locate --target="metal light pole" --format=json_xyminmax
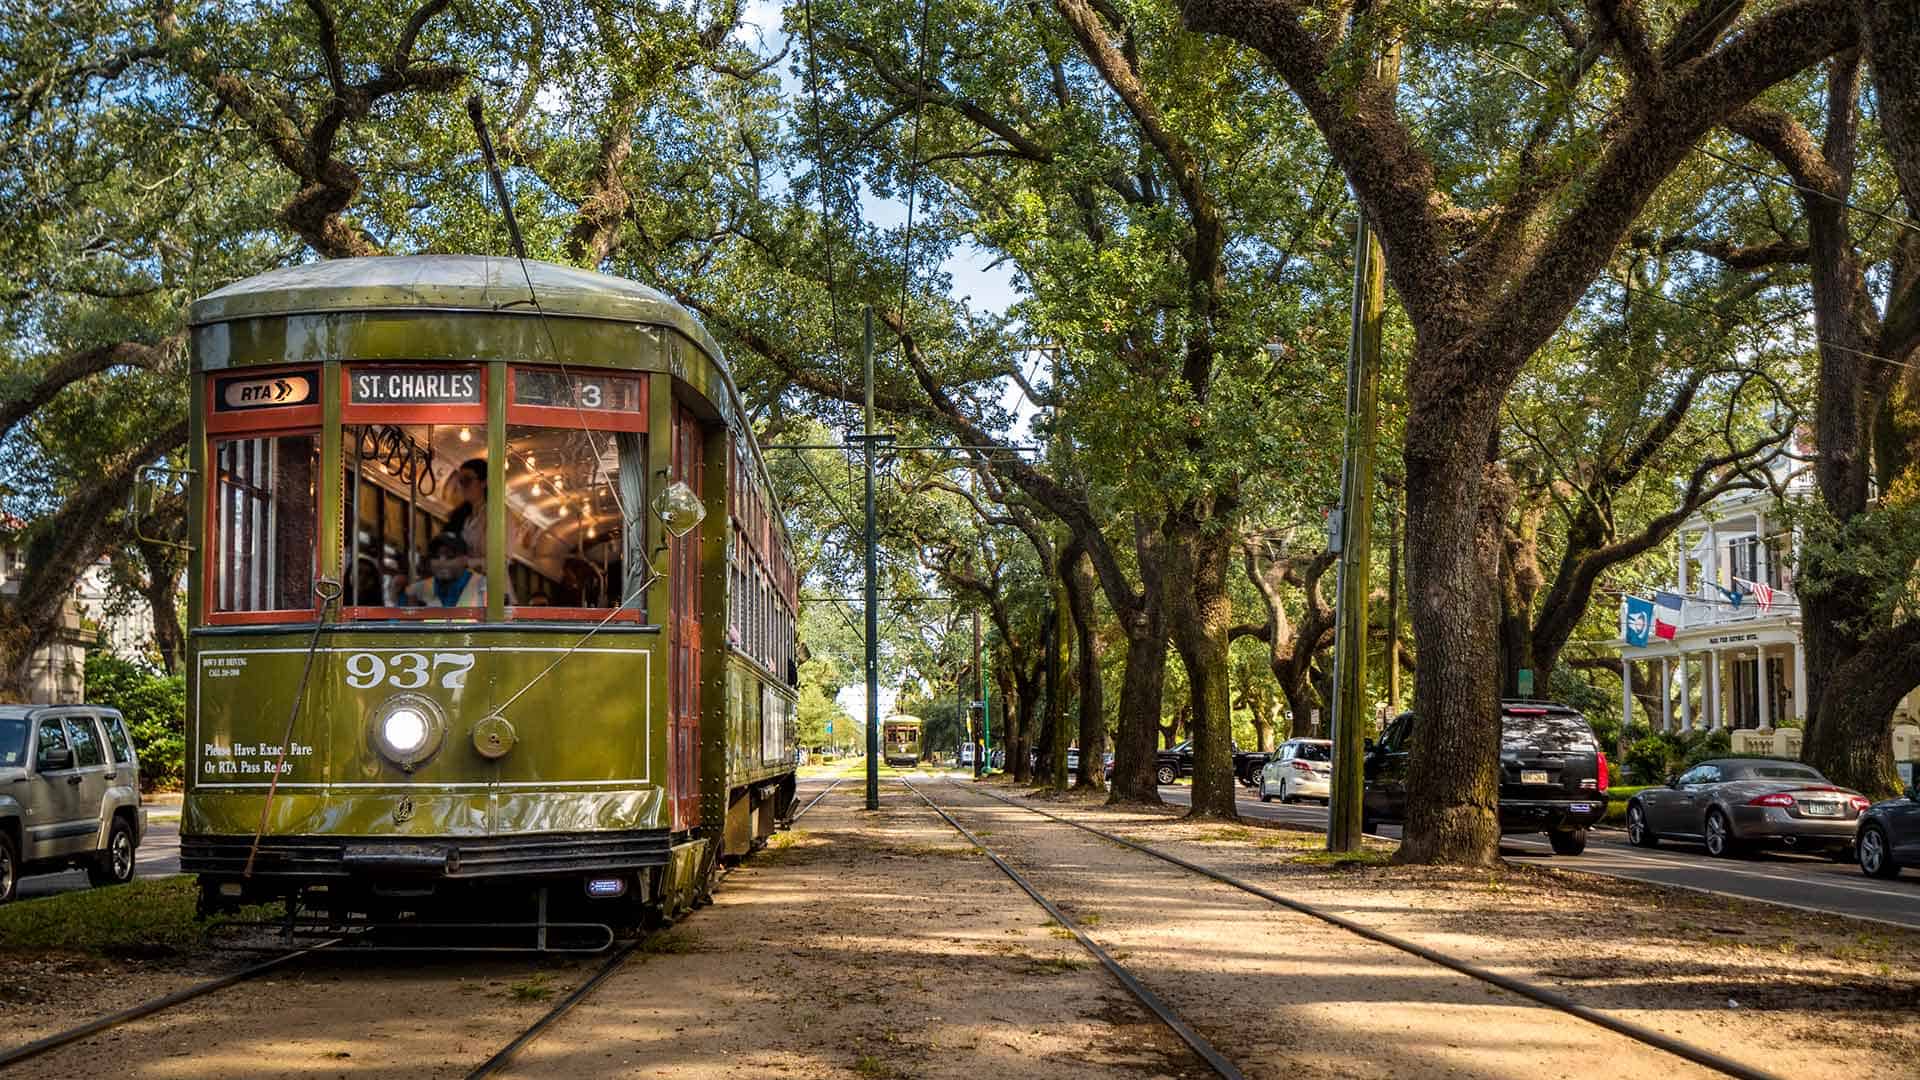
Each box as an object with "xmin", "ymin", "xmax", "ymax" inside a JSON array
[
  {"xmin": 973, "ymin": 610, "xmax": 985, "ymax": 778},
  {"xmin": 1327, "ymin": 33, "xmax": 1399, "ymax": 853},
  {"xmin": 863, "ymin": 307, "xmax": 881, "ymax": 811}
]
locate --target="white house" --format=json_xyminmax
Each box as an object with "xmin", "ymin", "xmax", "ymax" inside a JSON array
[
  {"xmin": 1614, "ymin": 481, "xmax": 1920, "ymax": 768},
  {"xmin": 1616, "ymin": 485, "xmax": 1805, "ymax": 732}
]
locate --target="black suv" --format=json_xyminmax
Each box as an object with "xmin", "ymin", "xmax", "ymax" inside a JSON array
[{"xmin": 1362, "ymin": 701, "xmax": 1609, "ymax": 854}]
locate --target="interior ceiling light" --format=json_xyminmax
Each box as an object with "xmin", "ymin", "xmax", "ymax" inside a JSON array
[{"xmin": 458, "ymin": 427, "xmax": 472, "ymax": 443}]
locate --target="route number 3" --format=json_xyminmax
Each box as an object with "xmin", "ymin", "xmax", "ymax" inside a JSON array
[{"xmin": 345, "ymin": 652, "xmax": 474, "ymax": 690}]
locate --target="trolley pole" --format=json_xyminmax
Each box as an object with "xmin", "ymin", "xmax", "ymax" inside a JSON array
[
  {"xmin": 1327, "ymin": 29, "xmax": 1399, "ymax": 854},
  {"xmin": 863, "ymin": 307, "xmax": 881, "ymax": 811}
]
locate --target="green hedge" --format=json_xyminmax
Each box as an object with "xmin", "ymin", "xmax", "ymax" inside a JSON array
[{"xmin": 84, "ymin": 654, "xmax": 185, "ymax": 789}]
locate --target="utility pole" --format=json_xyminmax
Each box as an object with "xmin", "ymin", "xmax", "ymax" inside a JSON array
[
  {"xmin": 1048, "ymin": 347, "xmax": 1071, "ymax": 790},
  {"xmin": 1328, "ymin": 29, "xmax": 1400, "ymax": 854},
  {"xmin": 973, "ymin": 610, "xmax": 985, "ymax": 778},
  {"xmin": 863, "ymin": 307, "xmax": 881, "ymax": 811},
  {"xmin": 1387, "ymin": 489, "xmax": 1402, "ymax": 714}
]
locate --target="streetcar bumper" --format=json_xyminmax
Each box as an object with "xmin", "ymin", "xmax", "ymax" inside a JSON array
[{"xmin": 182, "ymin": 829, "xmax": 674, "ymax": 885}]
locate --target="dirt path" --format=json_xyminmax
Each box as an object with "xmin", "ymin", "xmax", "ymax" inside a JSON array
[
  {"xmin": 502, "ymin": 784, "xmax": 1201, "ymax": 1079},
  {"xmin": 968, "ymin": 779, "xmax": 1920, "ymax": 1079}
]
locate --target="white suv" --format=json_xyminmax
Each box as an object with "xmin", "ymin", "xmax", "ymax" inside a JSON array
[{"xmin": 0, "ymin": 706, "xmax": 146, "ymax": 903}]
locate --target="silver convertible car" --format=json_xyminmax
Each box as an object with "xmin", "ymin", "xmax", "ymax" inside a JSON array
[{"xmin": 1625, "ymin": 757, "xmax": 1868, "ymax": 858}]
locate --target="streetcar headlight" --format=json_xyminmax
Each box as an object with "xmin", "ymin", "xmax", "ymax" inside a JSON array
[
  {"xmin": 383, "ymin": 709, "xmax": 429, "ymax": 755},
  {"xmin": 370, "ymin": 693, "xmax": 445, "ymax": 770}
]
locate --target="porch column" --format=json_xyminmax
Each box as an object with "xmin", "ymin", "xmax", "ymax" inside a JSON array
[
  {"xmin": 1758, "ymin": 645, "xmax": 1773, "ymax": 729},
  {"xmin": 1709, "ymin": 649, "xmax": 1722, "ymax": 731},
  {"xmin": 1660, "ymin": 657, "xmax": 1672, "ymax": 733},
  {"xmin": 1623, "ymin": 658, "xmax": 1634, "ymax": 730},
  {"xmin": 1705, "ymin": 524, "xmax": 1719, "ymax": 591},
  {"xmin": 1793, "ymin": 637, "xmax": 1808, "ymax": 721},
  {"xmin": 1678, "ymin": 653, "xmax": 1693, "ymax": 732}
]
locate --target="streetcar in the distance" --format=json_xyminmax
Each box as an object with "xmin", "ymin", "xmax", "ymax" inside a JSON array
[{"xmin": 882, "ymin": 715, "xmax": 924, "ymax": 768}]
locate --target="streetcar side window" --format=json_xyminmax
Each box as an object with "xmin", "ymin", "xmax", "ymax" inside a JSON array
[{"xmin": 212, "ymin": 433, "xmax": 320, "ymax": 614}]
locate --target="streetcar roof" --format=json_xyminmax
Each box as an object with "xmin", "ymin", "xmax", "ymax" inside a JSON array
[{"xmin": 189, "ymin": 255, "xmax": 724, "ymax": 360}]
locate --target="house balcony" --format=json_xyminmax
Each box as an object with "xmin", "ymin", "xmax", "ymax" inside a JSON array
[{"xmin": 1619, "ymin": 587, "xmax": 1799, "ymax": 640}]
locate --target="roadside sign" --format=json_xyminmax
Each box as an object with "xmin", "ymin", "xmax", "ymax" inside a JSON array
[{"xmin": 1518, "ymin": 668, "xmax": 1535, "ymax": 697}]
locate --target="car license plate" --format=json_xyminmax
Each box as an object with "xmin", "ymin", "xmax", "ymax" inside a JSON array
[
  {"xmin": 1522, "ymin": 770, "xmax": 1549, "ymax": 784},
  {"xmin": 1802, "ymin": 802, "xmax": 1839, "ymax": 816},
  {"xmin": 1570, "ymin": 803, "xmax": 1593, "ymax": 813}
]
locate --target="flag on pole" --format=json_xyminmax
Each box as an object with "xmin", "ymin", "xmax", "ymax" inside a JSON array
[
  {"xmin": 1711, "ymin": 582, "xmax": 1746, "ymax": 609},
  {"xmin": 1653, "ymin": 591, "xmax": 1684, "ymax": 639},
  {"xmin": 1624, "ymin": 595, "xmax": 1654, "ymax": 647},
  {"xmin": 1738, "ymin": 577, "xmax": 1775, "ymax": 614}
]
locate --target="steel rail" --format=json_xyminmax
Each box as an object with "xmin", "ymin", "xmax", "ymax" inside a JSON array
[
  {"xmin": 955, "ymin": 780, "xmax": 1788, "ymax": 1080},
  {"xmin": 791, "ymin": 777, "xmax": 842, "ymax": 823},
  {"xmin": 899, "ymin": 779, "xmax": 1244, "ymax": 1080},
  {"xmin": 465, "ymin": 936, "xmax": 645, "ymax": 1080},
  {"xmin": 469, "ymin": 773, "xmax": 828, "ymax": 1079},
  {"xmin": 0, "ymin": 938, "xmax": 342, "ymax": 1071}
]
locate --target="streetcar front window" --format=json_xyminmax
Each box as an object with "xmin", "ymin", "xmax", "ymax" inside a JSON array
[
  {"xmin": 342, "ymin": 424, "xmax": 487, "ymax": 612},
  {"xmin": 504, "ymin": 425, "xmax": 646, "ymax": 611},
  {"xmin": 212, "ymin": 433, "xmax": 319, "ymax": 614}
]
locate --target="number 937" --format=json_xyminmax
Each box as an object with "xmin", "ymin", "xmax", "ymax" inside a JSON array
[{"xmin": 343, "ymin": 651, "xmax": 474, "ymax": 691}]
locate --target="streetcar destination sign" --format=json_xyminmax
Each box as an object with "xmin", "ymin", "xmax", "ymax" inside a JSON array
[
  {"xmin": 351, "ymin": 368, "xmax": 482, "ymax": 405},
  {"xmin": 215, "ymin": 369, "xmax": 317, "ymax": 411}
]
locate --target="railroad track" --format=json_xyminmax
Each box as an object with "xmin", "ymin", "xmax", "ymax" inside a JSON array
[
  {"xmin": 899, "ymin": 777, "xmax": 1245, "ymax": 1080},
  {"xmin": 0, "ymin": 938, "xmax": 342, "ymax": 1071},
  {"xmin": 2, "ymin": 780, "xmax": 845, "ymax": 1078},
  {"xmin": 949, "ymin": 778, "xmax": 1786, "ymax": 1080},
  {"xmin": 466, "ymin": 776, "xmax": 844, "ymax": 1079}
]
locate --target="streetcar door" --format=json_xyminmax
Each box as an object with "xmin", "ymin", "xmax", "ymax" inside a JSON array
[{"xmin": 669, "ymin": 403, "xmax": 704, "ymax": 832}]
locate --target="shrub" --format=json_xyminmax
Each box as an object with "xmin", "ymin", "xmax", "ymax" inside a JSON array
[{"xmin": 84, "ymin": 653, "xmax": 186, "ymax": 789}]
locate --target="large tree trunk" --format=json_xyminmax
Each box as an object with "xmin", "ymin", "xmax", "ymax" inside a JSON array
[
  {"xmin": 1108, "ymin": 605, "xmax": 1168, "ymax": 805},
  {"xmin": 1165, "ymin": 502, "xmax": 1239, "ymax": 819},
  {"xmin": 134, "ymin": 536, "xmax": 188, "ymax": 674},
  {"xmin": 1398, "ymin": 409, "xmax": 1510, "ymax": 865},
  {"xmin": 1063, "ymin": 540, "xmax": 1106, "ymax": 790}
]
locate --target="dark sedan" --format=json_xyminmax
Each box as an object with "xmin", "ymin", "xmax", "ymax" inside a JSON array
[
  {"xmin": 1626, "ymin": 758, "xmax": 1868, "ymax": 858},
  {"xmin": 1856, "ymin": 781, "xmax": 1920, "ymax": 879}
]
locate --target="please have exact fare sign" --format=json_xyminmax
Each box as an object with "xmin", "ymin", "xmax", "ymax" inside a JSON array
[{"xmin": 351, "ymin": 368, "xmax": 482, "ymax": 406}]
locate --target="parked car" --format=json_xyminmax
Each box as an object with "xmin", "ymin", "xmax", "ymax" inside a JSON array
[
  {"xmin": 1152, "ymin": 740, "xmax": 1267, "ymax": 786},
  {"xmin": 1363, "ymin": 701, "xmax": 1607, "ymax": 854},
  {"xmin": 1856, "ymin": 780, "xmax": 1920, "ymax": 878},
  {"xmin": 956, "ymin": 744, "xmax": 976, "ymax": 767},
  {"xmin": 1626, "ymin": 757, "xmax": 1867, "ymax": 859},
  {"xmin": 1260, "ymin": 739, "xmax": 1333, "ymax": 804},
  {"xmin": 0, "ymin": 705, "xmax": 146, "ymax": 903}
]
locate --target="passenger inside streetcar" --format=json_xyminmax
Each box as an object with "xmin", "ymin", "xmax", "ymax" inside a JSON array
[
  {"xmin": 446, "ymin": 456, "xmax": 489, "ymax": 573},
  {"xmin": 404, "ymin": 533, "xmax": 486, "ymax": 608}
]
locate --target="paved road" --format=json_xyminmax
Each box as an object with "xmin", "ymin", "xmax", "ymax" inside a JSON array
[
  {"xmin": 1158, "ymin": 785, "xmax": 1920, "ymax": 930},
  {"xmin": 15, "ymin": 817, "xmax": 181, "ymax": 902}
]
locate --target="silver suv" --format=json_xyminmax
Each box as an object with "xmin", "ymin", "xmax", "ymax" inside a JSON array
[{"xmin": 1, "ymin": 706, "xmax": 146, "ymax": 903}]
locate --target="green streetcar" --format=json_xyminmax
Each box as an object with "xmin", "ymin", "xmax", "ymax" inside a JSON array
[
  {"xmin": 182, "ymin": 256, "xmax": 798, "ymax": 938},
  {"xmin": 882, "ymin": 715, "xmax": 923, "ymax": 768}
]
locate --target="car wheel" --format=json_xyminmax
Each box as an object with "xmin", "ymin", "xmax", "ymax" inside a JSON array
[
  {"xmin": 1858, "ymin": 825, "xmax": 1900, "ymax": 880},
  {"xmin": 88, "ymin": 816, "xmax": 136, "ymax": 888},
  {"xmin": 1703, "ymin": 809, "xmax": 1741, "ymax": 858},
  {"xmin": 1549, "ymin": 828, "xmax": 1588, "ymax": 856},
  {"xmin": 1626, "ymin": 803, "xmax": 1658, "ymax": 848},
  {"xmin": 1258, "ymin": 783, "xmax": 1273, "ymax": 803},
  {"xmin": 1156, "ymin": 765, "xmax": 1176, "ymax": 786},
  {"xmin": 0, "ymin": 829, "xmax": 16, "ymax": 904}
]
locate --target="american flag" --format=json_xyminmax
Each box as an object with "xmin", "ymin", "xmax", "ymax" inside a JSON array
[{"xmin": 1738, "ymin": 577, "xmax": 1775, "ymax": 614}]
